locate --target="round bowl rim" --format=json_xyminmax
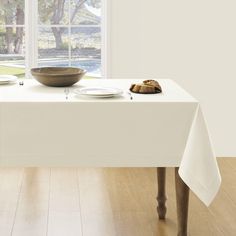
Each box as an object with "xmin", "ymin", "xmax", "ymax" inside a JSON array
[{"xmin": 31, "ymin": 67, "xmax": 87, "ymax": 77}]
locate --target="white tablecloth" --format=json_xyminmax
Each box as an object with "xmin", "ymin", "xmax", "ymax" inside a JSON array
[{"xmin": 0, "ymin": 79, "xmax": 221, "ymax": 206}]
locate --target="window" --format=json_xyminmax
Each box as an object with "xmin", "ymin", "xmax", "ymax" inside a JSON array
[
  {"xmin": 0, "ymin": 0, "xmax": 103, "ymax": 79},
  {"xmin": 0, "ymin": 0, "xmax": 25, "ymax": 78}
]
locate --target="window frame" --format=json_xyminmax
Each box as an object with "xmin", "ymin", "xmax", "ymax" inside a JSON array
[{"xmin": 24, "ymin": 0, "xmax": 107, "ymax": 79}]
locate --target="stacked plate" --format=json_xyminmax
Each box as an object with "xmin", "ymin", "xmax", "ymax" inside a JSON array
[
  {"xmin": 0, "ymin": 75, "xmax": 17, "ymax": 85},
  {"xmin": 74, "ymin": 87, "xmax": 123, "ymax": 98}
]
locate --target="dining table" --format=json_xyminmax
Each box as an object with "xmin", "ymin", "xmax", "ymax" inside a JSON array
[{"xmin": 0, "ymin": 78, "xmax": 221, "ymax": 236}]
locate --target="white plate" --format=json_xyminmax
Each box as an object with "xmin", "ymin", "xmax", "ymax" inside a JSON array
[
  {"xmin": 0, "ymin": 75, "xmax": 17, "ymax": 85},
  {"xmin": 74, "ymin": 87, "xmax": 123, "ymax": 98}
]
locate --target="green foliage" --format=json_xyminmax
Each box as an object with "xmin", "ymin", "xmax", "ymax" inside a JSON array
[
  {"xmin": 0, "ymin": 0, "xmax": 24, "ymax": 25},
  {"xmin": 38, "ymin": 0, "xmax": 55, "ymax": 24},
  {"xmin": 0, "ymin": 0, "xmax": 24, "ymax": 8},
  {"xmin": 60, "ymin": 42, "xmax": 69, "ymax": 49},
  {"xmin": 38, "ymin": 0, "xmax": 101, "ymax": 24},
  {"xmin": 0, "ymin": 65, "xmax": 25, "ymax": 77}
]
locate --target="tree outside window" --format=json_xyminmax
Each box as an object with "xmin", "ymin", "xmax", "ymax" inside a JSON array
[{"xmin": 0, "ymin": 0, "xmax": 102, "ymax": 78}]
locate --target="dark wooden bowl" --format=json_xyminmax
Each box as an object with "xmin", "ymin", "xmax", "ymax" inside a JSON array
[{"xmin": 31, "ymin": 67, "xmax": 86, "ymax": 87}]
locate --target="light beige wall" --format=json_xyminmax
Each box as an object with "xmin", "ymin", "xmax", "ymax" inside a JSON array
[{"xmin": 108, "ymin": 0, "xmax": 236, "ymax": 156}]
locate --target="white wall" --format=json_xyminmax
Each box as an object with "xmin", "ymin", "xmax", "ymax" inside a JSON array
[{"xmin": 108, "ymin": 0, "xmax": 236, "ymax": 157}]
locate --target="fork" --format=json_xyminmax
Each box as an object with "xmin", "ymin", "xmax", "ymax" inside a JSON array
[
  {"xmin": 64, "ymin": 88, "xmax": 69, "ymax": 100},
  {"xmin": 127, "ymin": 92, "xmax": 133, "ymax": 100}
]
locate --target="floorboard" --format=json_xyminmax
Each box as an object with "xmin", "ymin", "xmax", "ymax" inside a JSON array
[{"xmin": 0, "ymin": 158, "xmax": 234, "ymax": 235}]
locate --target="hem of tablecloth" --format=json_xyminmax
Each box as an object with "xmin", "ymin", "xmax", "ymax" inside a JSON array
[{"xmin": 178, "ymin": 167, "xmax": 221, "ymax": 206}]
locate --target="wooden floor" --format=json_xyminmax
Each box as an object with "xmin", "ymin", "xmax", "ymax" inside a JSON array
[{"xmin": 0, "ymin": 158, "xmax": 235, "ymax": 236}]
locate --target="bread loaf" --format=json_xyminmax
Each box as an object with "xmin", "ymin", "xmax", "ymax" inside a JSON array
[{"xmin": 130, "ymin": 80, "xmax": 162, "ymax": 94}]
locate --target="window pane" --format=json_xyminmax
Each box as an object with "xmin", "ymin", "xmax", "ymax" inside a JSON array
[
  {"xmin": 38, "ymin": 0, "xmax": 69, "ymax": 25},
  {"xmin": 0, "ymin": 27, "xmax": 25, "ymax": 54},
  {"xmin": 70, "ymin": 0, "xmax": 101, "ymax": 25},
  {"xmin": 38, "ymin": 27, "xmax": 69, "ymax": 67},
  {"xmin": 71, "ymin": 59, "xmax": 101, "ymax": 77},
  {"xmin": 0, "ymin": 57, "xmax": 25, "ymax": 77},
  {"xmin": 71, "ymin": 26, "xmax": 101, "ymax": 76},
  {"xmin": 0, "ymin": 26, "xmax": 25, "ymax": 77},
  {"xmin": 0, "ymin": 1, "xmax": 25, "ymax": 25}
]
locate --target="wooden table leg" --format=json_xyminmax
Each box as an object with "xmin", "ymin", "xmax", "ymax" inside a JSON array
[
  {"xmin": 156, "ymin": 167, "xmax": 167, "ymax": 219},
  {"xmin": 175, "ymin": 167, "xmax": 189, "ymax": 236}
]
